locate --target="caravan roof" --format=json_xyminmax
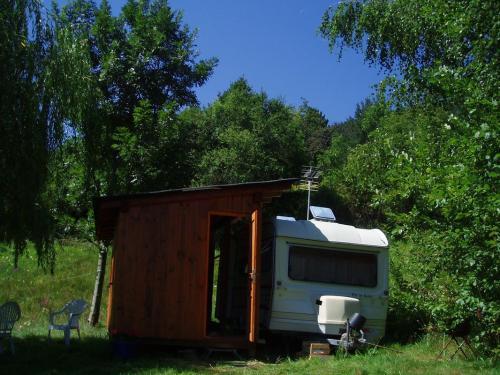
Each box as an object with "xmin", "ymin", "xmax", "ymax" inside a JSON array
[{"xmin": 275, "ymin": 217, "xmax": 388, "ymax": 249}]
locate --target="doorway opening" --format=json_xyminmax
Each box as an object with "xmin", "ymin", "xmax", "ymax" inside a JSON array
[{"xmin": 206, "ymin": 213, "xmax": 251, "ymax": 337}]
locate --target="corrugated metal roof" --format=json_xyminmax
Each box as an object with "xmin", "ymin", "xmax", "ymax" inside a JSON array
[{"xmin": 96, "ymin": 178, "xmax": 299, "ymax": 203}]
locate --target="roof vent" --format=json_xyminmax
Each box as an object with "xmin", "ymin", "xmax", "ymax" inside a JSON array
[
  {"xmin": 310, "ymin": 206, "xmax": 336, "ymax": 222},
  {"xmin": 276, "ymin": 216, "xmax": 296, "ymax": 221}
]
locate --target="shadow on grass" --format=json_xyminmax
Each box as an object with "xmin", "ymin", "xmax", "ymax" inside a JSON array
[
  {"xmin": 2, "ymin": 334, "xmax": 310, "ymax": 374},
  {"xmin": 0, "ymin": 335, "xmax": 214, "ymax": 375},
  {"xmin": 5, "ymin": 333, "xmax": 472, "ymax": 375}
]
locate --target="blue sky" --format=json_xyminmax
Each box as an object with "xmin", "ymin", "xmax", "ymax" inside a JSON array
[{"xmin": 51, "ymin": 0, "xmax": 386, "ymax": 123}]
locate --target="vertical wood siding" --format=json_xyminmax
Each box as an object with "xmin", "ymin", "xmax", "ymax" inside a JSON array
[{"xmin": 107, "ymin": 193, "xmax": 261, "ymax": 344}]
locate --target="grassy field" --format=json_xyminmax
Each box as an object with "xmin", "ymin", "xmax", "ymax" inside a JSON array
[{"xmin": 0, "ymin": 241, "xmax": 498, "ymax": 374}]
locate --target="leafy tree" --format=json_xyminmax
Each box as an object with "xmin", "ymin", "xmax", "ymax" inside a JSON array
[
  {"xmin": 48, "ymin": 0, "xmax": 216, "ymax": 237},
  {"xmin": 112, "ymin": 99, "xmax": 199, "ymax": 191},
  {"xmin": 190, "ymin": 78, "xmax": 306, "ymax": 185},
  {"xmin": 55, "ymin": 0, "xmax": 217, "ymax": 196},
  {"xmin": 320, "ymin": 98, "xmax": 385, "ymax": 174},
  {"xmin": 48, "ymin": 139, "xmax": 93, "ymax": 240},
  {"xmin": 294, "ymin": 100, "xmax": 330, "ymax": 164},
  {"xmin": 320, "ymin": 0, "xmax": 499, "ymax": 352},
  {"xmin": 51, "ymin": 0, "xmax": 217, "ymax": 324},
  {"xmin": 0, "ymin": 0, "xmax": 65, "ymax": 272}
]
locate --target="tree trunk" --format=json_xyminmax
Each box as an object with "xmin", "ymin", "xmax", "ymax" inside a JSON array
[
  {"xmin": 14, "ymin": 247, "xmax": 19, "ymax": 270},
  {"xmin": 88, "ymin": 242, "xmax": 108, "ymax": 326}
]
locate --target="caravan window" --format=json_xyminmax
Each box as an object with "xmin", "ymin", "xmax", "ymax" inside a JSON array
[{"xmin": 288, "ymin": 246, "xmax": 377, "ymax": 287}]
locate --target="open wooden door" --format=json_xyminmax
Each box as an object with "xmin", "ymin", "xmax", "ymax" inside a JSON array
[{"xmin": 248, "ymin": 207, "xmax": 262, "ymax": 349}]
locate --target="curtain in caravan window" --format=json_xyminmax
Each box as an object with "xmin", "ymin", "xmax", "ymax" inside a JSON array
[{"xmin": 288, "ymin": 246, "xmax": 377, "ymax": 287}]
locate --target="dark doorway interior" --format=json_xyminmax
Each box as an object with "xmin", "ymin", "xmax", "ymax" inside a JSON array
[{"xmin": 206, "ymin": 214, "xmax": 251, "ymax": 337}]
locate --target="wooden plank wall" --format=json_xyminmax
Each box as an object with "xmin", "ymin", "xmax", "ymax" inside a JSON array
[{"xmin": 107, "ymin": 193, "xmax": 260, "ymax": 342}]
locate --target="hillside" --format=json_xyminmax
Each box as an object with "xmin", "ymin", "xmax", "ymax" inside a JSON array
[{"xmin": 0, "ymin": 241, "xmax": 497, "ymax": 374}]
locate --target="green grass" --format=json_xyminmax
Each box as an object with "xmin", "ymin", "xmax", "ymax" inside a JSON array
[
  {"xmin": 0, "ymin": 240, "xmax": 109, "ymax": 324},
  {"xmin": 0, "ymin": 241, "xmax": 498, "ymax": 374}
]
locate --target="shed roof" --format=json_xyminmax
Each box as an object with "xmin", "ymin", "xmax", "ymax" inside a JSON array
[
  {"xmin": 275, "ymin": 217, "xmax": 389, "ymax": 249},
  {"xmin": 95, "ymin": 178, "xmax": 298, "ymax": 241}
]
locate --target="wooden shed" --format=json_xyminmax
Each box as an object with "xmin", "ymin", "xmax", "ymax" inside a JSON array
[{"xmin": 94, "ymin": 178, "xmax": 297, "ymax": 351}]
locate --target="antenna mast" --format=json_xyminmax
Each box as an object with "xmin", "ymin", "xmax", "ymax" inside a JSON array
[{"xmin": 300, "ymin": 166, "xmax": 321, "ymax": 220}]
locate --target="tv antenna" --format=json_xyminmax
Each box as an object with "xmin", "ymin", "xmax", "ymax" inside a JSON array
[{"xmin": 300, "ymin": 166, "xmax": 321, "ymax": 220}]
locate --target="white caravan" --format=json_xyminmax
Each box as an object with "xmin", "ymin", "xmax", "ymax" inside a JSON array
[{"xmin": 264, "ymin": 210, "xmax": 389, "ymax": 342}]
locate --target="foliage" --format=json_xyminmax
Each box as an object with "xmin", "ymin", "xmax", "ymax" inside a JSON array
[
  {"xmin": 295, "ymin": 100, "xmax": 331, "ymax": 164},
  {"xmin": 37, "ymin": 0, "xmax": 218, "ymax": 240},
  {"xmin": 111, "ymin": 100, "xmax": 199, "ymax": 192},
  {"xmin": 188, "ymin": 78, "xmax": 307, "ymax": 185},
  {"xmin": 54, "ymin": 0, "xmax": 218, "ymax": 196},
  {"xmin": 1, "ymin": 0, "xmax": 219, "ymax": 272},
  {"xmin": 321, "ymin": 0, "xmax": 499, "ymax": 354},
  {"xmin": 47, "ymin": 139, "xmax": 96, "ymax": 240},
  {"xmin": 0, "ymin": 0, "xmax": 65, "ymax": 272},
  {"xmin": 319, "ymin": 98, "xmax": 385, "ymax": 173}
]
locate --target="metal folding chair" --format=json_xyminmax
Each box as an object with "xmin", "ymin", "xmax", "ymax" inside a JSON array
[{"xmin": 437, "ymin": 319, "xmax": 477, "ymax": 360}]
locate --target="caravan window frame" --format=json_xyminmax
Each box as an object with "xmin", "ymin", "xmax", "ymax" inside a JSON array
[{"xmin": 287, "ymin": 244, "xmax": 378, "ymax": 288}]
